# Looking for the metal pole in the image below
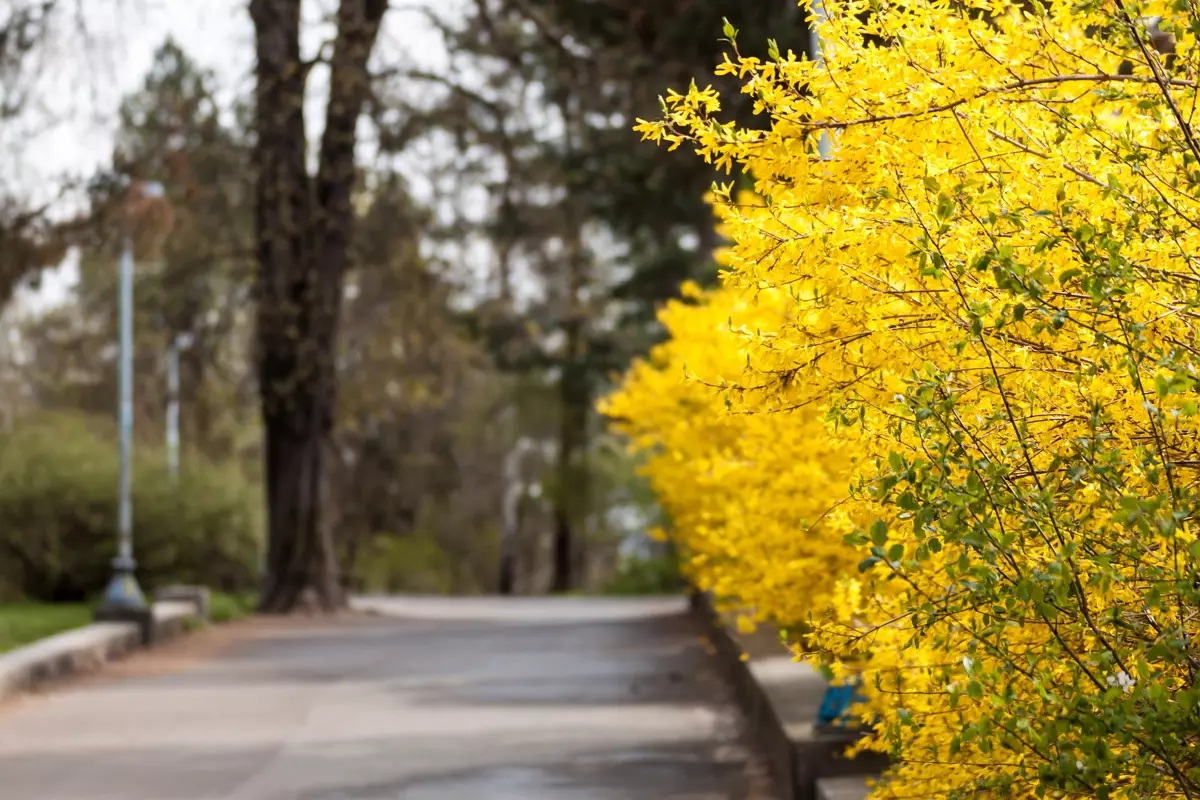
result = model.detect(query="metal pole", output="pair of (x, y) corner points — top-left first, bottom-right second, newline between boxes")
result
(810, 0), (833, 160)
(118, 235), (134, 568)
(166, 339), (180, 483)
(97, 234), (147, 614)
(96, 180), (168, 629)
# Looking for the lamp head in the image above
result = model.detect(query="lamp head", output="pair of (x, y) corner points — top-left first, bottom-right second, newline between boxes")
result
(122, 180), (174, 261)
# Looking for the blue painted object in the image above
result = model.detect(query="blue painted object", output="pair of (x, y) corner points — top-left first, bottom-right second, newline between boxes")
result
(816, 676), (867, 728)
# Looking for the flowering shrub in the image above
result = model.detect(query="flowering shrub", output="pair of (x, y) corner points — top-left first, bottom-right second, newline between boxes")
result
(602, 271), (867, 626)
(606, 1), (1200, 797)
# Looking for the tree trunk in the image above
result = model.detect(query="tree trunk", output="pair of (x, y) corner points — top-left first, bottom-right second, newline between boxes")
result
(548, 95), (591, 595)
(250, 0), (387, 613)
(498, 548), (516, 594)
(259, 414), (339, 611)
(550, 316), (589, 594)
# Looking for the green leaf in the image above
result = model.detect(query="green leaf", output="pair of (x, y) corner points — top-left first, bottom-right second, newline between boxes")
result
(722, 17), (738, 40)
(870, 519), (889, 546)
(887, 543), (905, 562)
(1058, 268), (1081, 285)
(936, 192), (956, 221)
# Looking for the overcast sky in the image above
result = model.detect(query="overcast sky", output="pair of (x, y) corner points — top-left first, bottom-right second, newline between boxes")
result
(20, 0), (456, 186)
(11, 0), (456, 313)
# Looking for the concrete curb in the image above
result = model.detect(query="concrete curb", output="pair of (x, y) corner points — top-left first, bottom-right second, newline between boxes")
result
(689, 592), (888, 800)
(0, 597), (203, 702)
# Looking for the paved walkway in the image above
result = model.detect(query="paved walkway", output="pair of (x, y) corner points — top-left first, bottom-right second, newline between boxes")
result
(0, 596), (768, 799)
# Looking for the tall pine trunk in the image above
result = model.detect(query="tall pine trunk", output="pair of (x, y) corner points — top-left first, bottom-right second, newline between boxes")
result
(550, 210), (589, 594)
(250, 0), (386, 613)
(549, 98), (590, 595)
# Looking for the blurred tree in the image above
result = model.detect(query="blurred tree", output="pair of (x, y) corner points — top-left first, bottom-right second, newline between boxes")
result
(0, 1), (72, 306)
(475, 0), (806, 327)
(0, 2), (52, 115)
(7, 0), (802, 599)
(21, 39), (258, 468)
(388, 0), (807, 591)
(333, 171), (508, 594)
(13, 33), (518, 601)
(249, 0), (387, 612)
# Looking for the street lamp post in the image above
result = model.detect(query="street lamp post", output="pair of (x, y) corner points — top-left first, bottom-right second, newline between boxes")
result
(95, 180), (169, 642)
(166, 332), (194, 483)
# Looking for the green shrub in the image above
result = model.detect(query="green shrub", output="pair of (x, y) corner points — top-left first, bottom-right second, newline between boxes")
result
(354, 531), (453, 594)
(0, 412), (262, 602)
(209, 591), (258, 623)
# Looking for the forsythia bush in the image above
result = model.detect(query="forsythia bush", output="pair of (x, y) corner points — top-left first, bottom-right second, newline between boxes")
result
(605, 1), (1200, 797)
(604, 271), (868, 626)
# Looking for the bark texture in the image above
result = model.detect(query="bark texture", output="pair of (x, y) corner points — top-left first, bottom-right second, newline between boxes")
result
(250, 0), (387, 613)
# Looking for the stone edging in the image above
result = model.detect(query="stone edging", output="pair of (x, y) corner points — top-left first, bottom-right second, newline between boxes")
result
(689, 591), (889, 800)
(0, 592), (207, 702)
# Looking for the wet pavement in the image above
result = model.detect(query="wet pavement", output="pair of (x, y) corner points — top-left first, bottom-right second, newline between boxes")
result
(0, 596), (767, 799)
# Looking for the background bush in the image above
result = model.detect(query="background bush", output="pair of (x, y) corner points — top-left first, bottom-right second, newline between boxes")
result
(353, 530), (455, 595)
(0, 412), (262, 601)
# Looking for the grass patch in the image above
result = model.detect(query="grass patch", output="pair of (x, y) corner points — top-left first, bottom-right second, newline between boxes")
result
(0, 602), (92, 653)
(0, 592), (257, 654)
(209, 591), (257, 623)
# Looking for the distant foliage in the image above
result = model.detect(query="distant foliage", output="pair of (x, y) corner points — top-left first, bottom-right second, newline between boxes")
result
(0, 413), (262, 601)
(353, 531), (456, 595)
(208, 591), (258, 623)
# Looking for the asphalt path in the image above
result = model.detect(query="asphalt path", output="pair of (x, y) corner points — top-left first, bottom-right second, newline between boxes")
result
(0, 596), (771, 800)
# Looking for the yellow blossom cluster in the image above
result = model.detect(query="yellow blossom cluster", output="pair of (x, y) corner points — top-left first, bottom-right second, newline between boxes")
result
(606, 0), (1200, 797)
(602, 265), (867, 627)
